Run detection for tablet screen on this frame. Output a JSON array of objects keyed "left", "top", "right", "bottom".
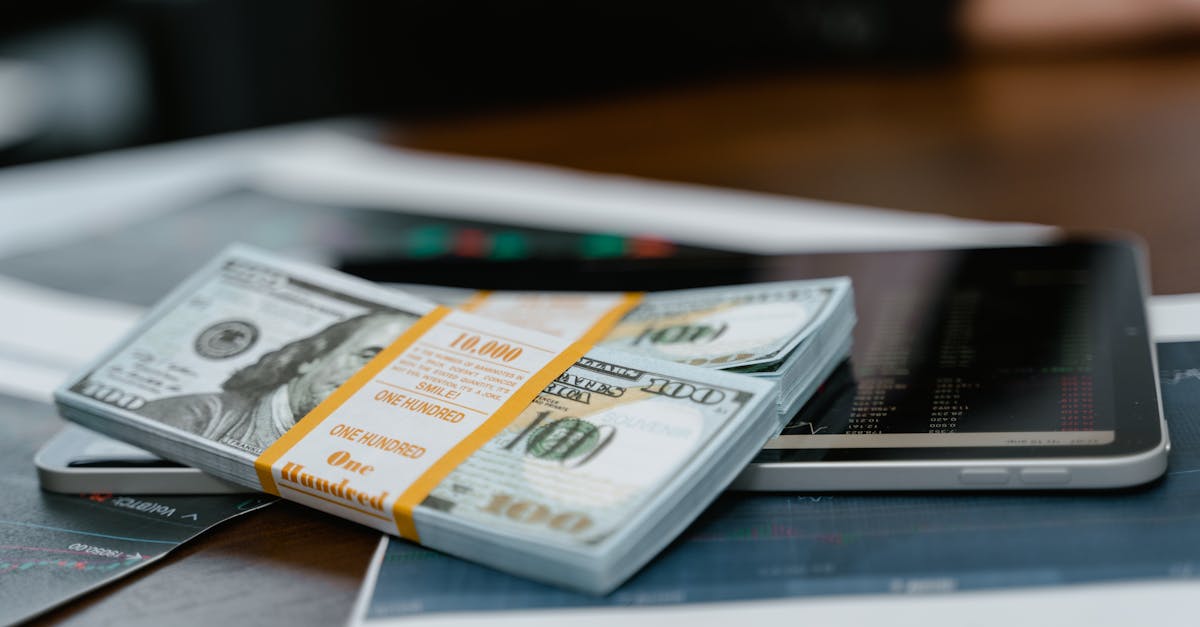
[{"left": 749, "top": 241, "right": 1162, "bottom": 462}]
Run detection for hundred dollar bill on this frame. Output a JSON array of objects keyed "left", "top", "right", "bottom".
[
  {"left": 55, "top": 245, "right": 779, "bottom": 594},
  {"left": 395, "top": 279, "right": 852, "bottom": 373},
  {"left": 63, "top": 253, "right": 431, "bottom": 457},
  {"left": 422, "top": 352, "right": 766, "bottom": 546}
]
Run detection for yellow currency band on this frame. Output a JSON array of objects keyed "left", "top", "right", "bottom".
[
  {"left": 458, "top": 289, "right": 494, "bottom": 312},
  {"left": 254, "top": 306, "right": 453, "bottom": 497}
]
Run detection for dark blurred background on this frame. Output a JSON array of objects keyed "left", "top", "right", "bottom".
[
  {"left": 1, "top": 0, "right": 970, "bottom": 164},
  {"left": 13, "top": 0, "right": 1199, "bottom": 164},
  {"left": 4, "top": 0, "right": 1200, "bottom": 293}
]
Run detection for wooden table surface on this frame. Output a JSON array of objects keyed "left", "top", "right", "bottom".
[
  {"left": 399, "top": 49, "right": 1200, "bottom": 295},
  {"left": 37, "top": 49, "right": 1200, "bottom": 625}
]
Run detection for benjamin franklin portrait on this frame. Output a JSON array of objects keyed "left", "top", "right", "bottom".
[{"left": 137, "top": 311, "right": 417, "bottom": 454}]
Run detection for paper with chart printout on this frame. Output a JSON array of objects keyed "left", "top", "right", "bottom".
[
  {"left": 0, "top": 392, "right": 272, "bottom": 625},
  {"left": 352, "top": 338, "right": 1200, "bottom": 626}
]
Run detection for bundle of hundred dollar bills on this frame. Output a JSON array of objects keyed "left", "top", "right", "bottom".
[{"left": 54, "top": 245, "right": 853, "bottom": 594}]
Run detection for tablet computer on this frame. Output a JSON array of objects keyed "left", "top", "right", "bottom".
[
  {"left": 348, "top": 238, "right": 1167, "bottom": 490},
  {"left": 40, "top": 239, "right": 1167, "bottom": 493},
  {"left": 733, "top": 240, "right": 1168, "bottom": 490}
]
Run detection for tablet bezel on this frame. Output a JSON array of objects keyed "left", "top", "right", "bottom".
[{"left": 747, "top": 240, "right": 1166, "bottom": 466}]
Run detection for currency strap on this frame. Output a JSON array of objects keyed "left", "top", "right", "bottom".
[{"left": 254, "top": 294, "right": 642, "bottom": 542}]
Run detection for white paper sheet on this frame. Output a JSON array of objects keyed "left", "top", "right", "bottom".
[
  {"left": 252, "top": 133, "right": 1057, "bottom": 254},
  {"left": 1150, "top": 293, "right": 1200, "bottom": 342},
  {"left": 0, "top": 275, "right": 141, "bottom": 401},
  {"left": 0, "top": 120, "right": 373, "bottom": 259}
]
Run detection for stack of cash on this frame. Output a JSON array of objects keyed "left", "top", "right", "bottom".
[
  {"left": 54, "top": 246, "right": 784, "bottom": 595},
  {"left": 398, "top": 279, "right": 856, "bottom": 428}
]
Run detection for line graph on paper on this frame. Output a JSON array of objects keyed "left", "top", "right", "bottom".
[
  {"left": 361, "top": 341, "right": 1200, "bottom": 620},
  {"left": 0, "top": 392, "right": 272, "bottom": 625},
  {"left": 1165, "top": 368, "right": 1200, "bottom": 386}
]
